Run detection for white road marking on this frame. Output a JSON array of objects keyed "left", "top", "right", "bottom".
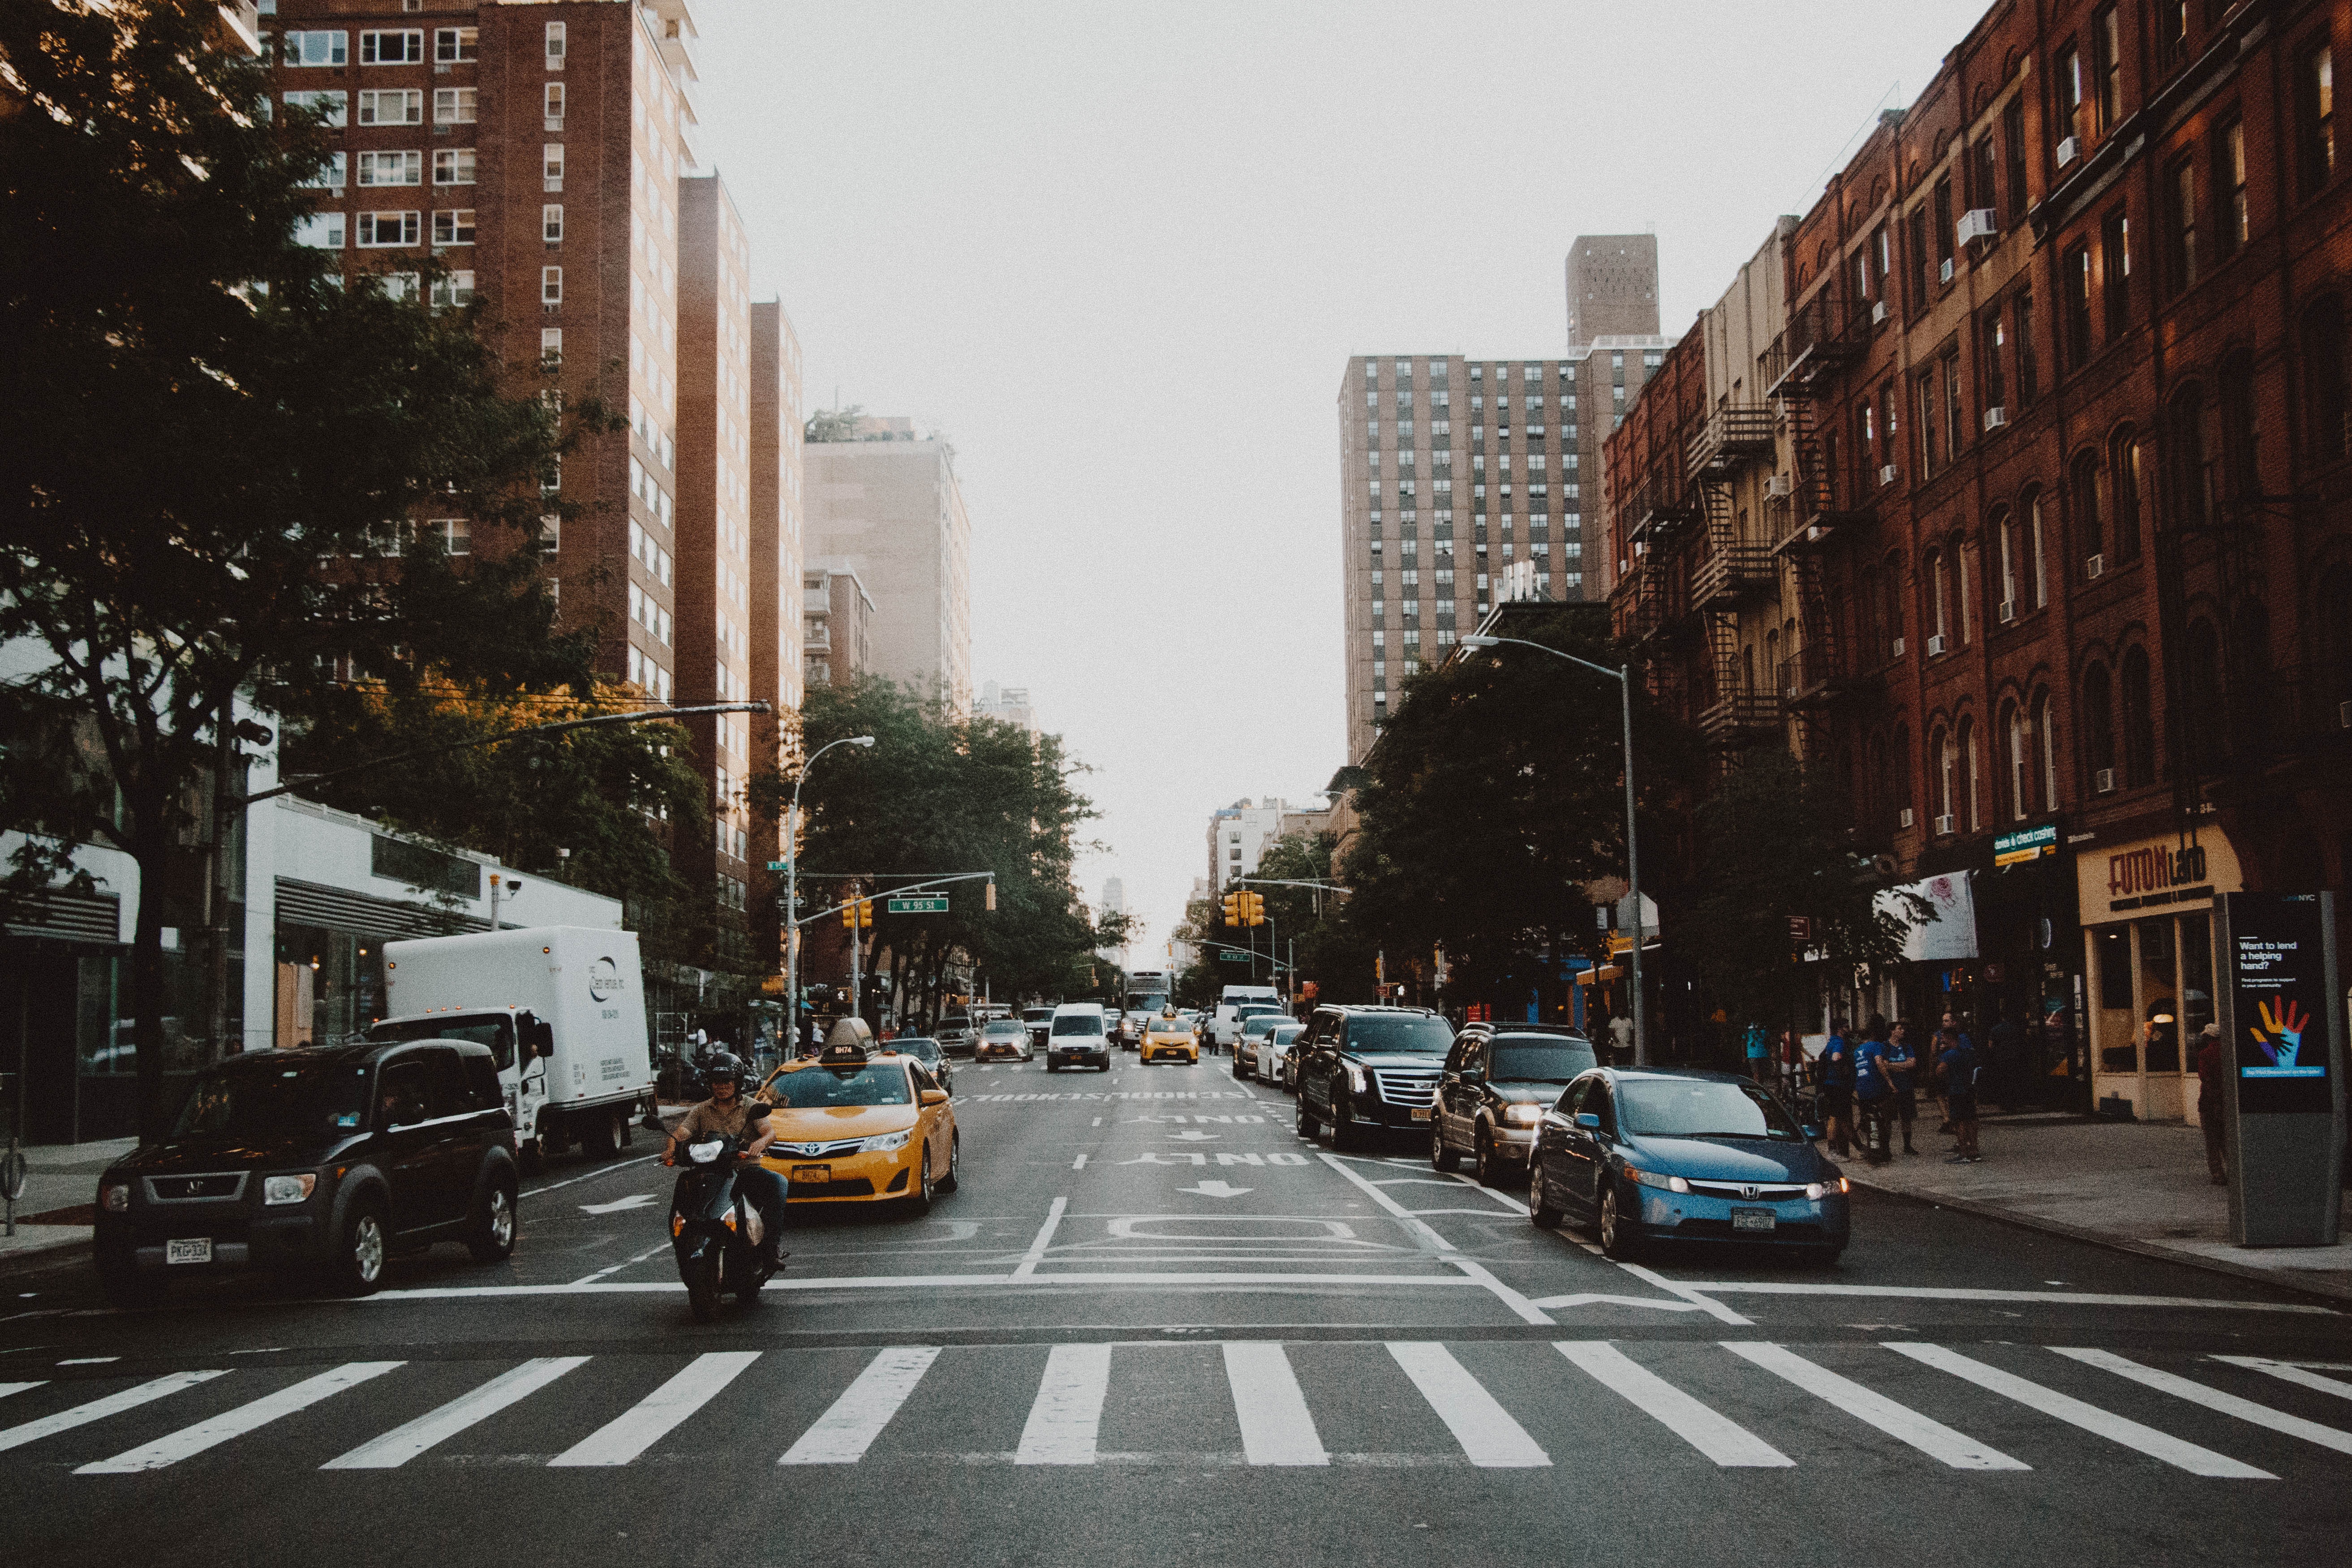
[
  {"left": 0, "top": 1382, "right": 45, "bottom": 1399},
  {"left": 0, "top": 1370, "right": 227, "bottom": 1454},
  {"left": 1016, "top": 1343, "right": 1112, "bottom": 1465},
  {"left": 1222, "top": 1341, "right": 1328, "bottom": 1466},
  {"left": 571, "top": 1240, "right": 673, "bottom": 1287},
  {"left": 321, "top": 1356, "right": 590, "bottom": 1469},
  {"left": 1178, "top": 1180, "right": 1253, "bottom": 1199},
  {"left": 77, "top": 1361, "right": 404, "bottom": 1473},
  {"left": 1438, "top": 1172, "right": 1532, "bottom": 1214},
  {"left": 2212, "top": 1356, "right": 2352, "bottom": 1401},
  {"left": 1526, "top": 1293, "right": 1705, "bottom": 1313},
  {"left": 1071, "top": 1154, "right": 1087, "bottom": 1170},
  {"left": 1447, "top": 1259, "right": 1554, "bottom": 1326},
  {"left": 1386, "top": 1342, "right": 1549, "bottom": 1468},
  {"left": 1556, "top": 1341, "right": 1790, "bottom": 1467},
  {"left": 779, "top": 1346, "right": 942, "bottom": 1465},
  {"left": 1884, "top": 1343, "right": 2272, "bottom": 1478},
  {"left": 548, "top": 1351, "right": 760, "bottom": 1467},
  {"left": 520, "top": 1152, "right": 664, "bottom": 1199},
  {"left": 1320, "top": 1155, "right": 1455, "bottom": 1252},
  {"left": 1722, "top": 1341, "right": 2027, "bottom": 1469},
  {"left": 2055, "top": 1348, "right": 2352, "bottom": 1456},
  {"left": 1012, "top": 1196, "right": 1068, "bottom": 1280},
  {"left": 1612, "top": 1262, "right": 1752, "bottom": 1326},
  {"left": 56, "top": 1358, "right": 119, "bottom": 1366},
  {"left": 578, "top": 1193, "right": 657, "bottom": 1216},
  {"left": 1684, "top": 1282, "right": 2331, "bottom": 1314}
]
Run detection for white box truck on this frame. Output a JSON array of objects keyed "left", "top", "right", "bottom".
[
  {"left": 1210, "top": 984, "right": 1281, "bottom": 1051},
  {"left": 372, "top": 926, "right": 656, "bottom": 1170}
]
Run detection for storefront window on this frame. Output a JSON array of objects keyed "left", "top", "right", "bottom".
[
  {"left": 275, "top": 925, "right": 389, "bottom": 1048},
  {"left": 2179, "top": 912, "right": 2214, "bottom": 1039}
]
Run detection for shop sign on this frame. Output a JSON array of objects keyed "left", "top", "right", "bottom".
[
  {"left": 1992, "top": 823, "right": 2059, "bottom": 867},
  {"left": 2225, "top": 893, "right": 2333, "bottom": 1116},
  {"left": 2077, "top": 829, "right": 2242, "bottom": 918}
]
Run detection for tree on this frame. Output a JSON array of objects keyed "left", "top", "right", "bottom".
[
  {"left": 1, "top": 3, "right": 595, "bottom": 1136},
  {"left": 802, "top": 405, "right": 864, "bottom": 443}
]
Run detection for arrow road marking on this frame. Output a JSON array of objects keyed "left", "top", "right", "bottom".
[
  {"left": 579, "top": 1193, "right": 658, "bottom": 1216},
  {"left": 1179, "top": 1180, "right": 1253, "bottom": 1199},
  {"left": 1169, "top": 1130, "right": 1220, "bottom": 1142}
]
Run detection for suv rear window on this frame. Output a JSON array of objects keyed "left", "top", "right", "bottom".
[
  {"left": 1342, "top": 1015, "right": 1453, "bottom": 1054},
  {"left": 1489, "top": 1035, "right": 1596, "bottom": 1083}
]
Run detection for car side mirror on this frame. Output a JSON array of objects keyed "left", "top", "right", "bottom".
[
  {"left": 1802, "top": 1123, "right": 1824, "bottom": 1140},
  {"left": 920, "top": 1088, "right": 948, "bottom": 1106},
  {"left": 1575, "top": 1112, "right": 1601, "bottom": 1130}
]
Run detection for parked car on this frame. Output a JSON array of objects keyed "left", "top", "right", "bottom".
[
  {"left": 936, "top": 1015, "right": 976, "bottom": 1057},
  {"left": 891, "top": 1035, "right": 954, "bottom": 1095},
  {"left": 1293, "top": 1005, "right": 1453, "bottom": 1150},
  {"left": 1021, "top": 1006, "right": 1056, "bottom": 1052},
  {"left": 1232, "top": 1013, "right": 1288, "bottom": 1081},
  {"left": 1255, "top": 1021, "right": 1304, "bottom": 1085},
  {"left": 974, "top": 1018, "right": 1032, "bottom": 1062},
  {"left": 94, "top": 1039, "right": 520, "bottom": 1304},
  {"left": 1528, "top": 1067, "right": 1850, "bottom": 1264},
  {"left": 1430, "top": 1023, "right": 1596, "bottom": 1186}
]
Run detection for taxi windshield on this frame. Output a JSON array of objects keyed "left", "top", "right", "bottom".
[
  {"left": 766, "top": 1063, "right": 912, "bottom": 1108},
  {"left": 1149, "top": 1021, "right": 1190, "bottom": 1034}
]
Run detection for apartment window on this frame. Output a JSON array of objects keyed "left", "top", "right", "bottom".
[
  {"left": 2094, "top": 6, "right": 2122, "bottom": 132},
  {"left": 2298, "top": 42, "right": 2336, "bottom": 198},
  {"left": 1908, "top": 203, "right": 1931, "bottom": 309},
  {"left": 355, "top": 210, "right": 419, "bottom": 248},
  {"left": 538, "top": 515, "right": 560, "bottom": 554},
  {"left": 2027, "top": 489, "right": 2048, "bottom": 609},
  {"left": 431, "top": 518, "right": 470, "bottom": 554},
  {"left": 1917, "top": 368, "right": 1940, "bottom": 477},
  {"left": 2101, "top": 208, "right": 2130, "bottom": 339},
  {"left": 356, "top": 89, "right": 421, "bottom": 127},
  {"left": 284, "top": 89, "right": 346, "bottom": 126},
  {"left": 2302, "top": 298, "right": 2349, "bottom": 463},
  {"left": 359, "top": 29, "right": 425, "bottom": 65},
  {"left": 1952, "top": 531, "right": 1974, "bottom": 643},
  {"left": 2219, "top": 351, "right": 2259, "bottom": 502},
  {"left": 2217, "top": 117, "right": 2247, "bottom": 258},
  {"left": 544, "top": 83, "right": 565, "bottom": 128},
  {"left": 2003, "top": 96, "right": 2030, "bottom": 223},
  {"left": 292, "top": 212, "right": 344, "bottom": 249},
  {"left": 543, "top": 143, "right": 564, "bottom": 191},
  {"left": 546, "top": 21, "right": 567, "bottom": 69},
  {"left": 2083, "top": 662, "right": 2116, "bottom": 785},
  {"left": 431, "top": 208, "right": 473, "bottom": 245},
  {"left": 1933, "top": 178, "right": 1955, "bottom": 274},
  {"left": 543, "top": 204, "right": 563, "bottom": 243},
  {"left": 2111, "top": 425, "right": 2143, "bottom": 559},
  {"left": 357, "top": 150, "right": 421, "bottom": 187},
  {"left": 432, "top": 148, "right": 475, "bottom": 185},
  {"left": 541, "top": 267, "right": 562, "bottom": 305},
  {"left": 540, "top": 327, "right": 562, "bottom": 365},
  {"left": 2004, "top": 701, "right": 2030, "bottom": 820},
  {"left": 280, "top": 30, "right": 346, "bottom": 68},
  {"left": 1980, "top": 307, "right": 2007, "bottom": 414},
  {"left": 434, "top": 87, "right": 476, "bottom": 125},
  {"left": 2058, "top": 42, "right": 2084, "bottom": 143},
  {"left": 2062, "top": 243, "right": 2093, "bottom": 367},
  {"left": 1942, "top": 352, "right": 1963, "bottom": 459},
  {"left": 2121, "top": 648, "right": 2156, "bottom": 787},
  {"left": 2072, "top": 449, "right": 2103, "bottom": 561},
  {"left": 2014, "top": 291, "right": 2039, "bottom": 404},
  {"left": 1996, "top": 507, "right": 2018, "bottom": 614},
  {"left": 2165, "top": 158, "right": 2198, "bottom": 293},
  {"left": 301, "top": 151, "right": 346, "bottom": 190},
  {"left": 428, "top": 271, "right": 473, "bottom": 310},
  {"left": 434, "top": 26, "right": 477, "bottom": 63},
  {"left": 2157, "top": 1, "right": 2189, "bottom": 70}
]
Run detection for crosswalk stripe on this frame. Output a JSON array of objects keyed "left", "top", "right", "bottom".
[
  {"left": 1722, "top": 1342, "right": 2026, "bottom": 1470},
  {"left": 779, "top": 1347, "right": 942, "bottom": 1465},
  {"left": 1016, "top": 1343, "right": 1111, "bottom": 1465},
  {"left": 0, "top": 1383, "right": 46, "bottom": 1400},
  {"left": 2055, "top": 1348, "right": 2352, "bottom": 1457},
  {"left": 320, "top": 1357, "right": 592, "bottom": 1470},
  {"left": 2212, "top": 1356, "right": 2352, "bottom": 1403},
  {"left": 1387, "top": 1342, "right": 1549, "bottom": 1468},
  {"left": 76, "top": 1362, "right": 403, "bottom": 1474},
  {"left": 1885, "top": 1343, "right": 2272, "bottom": 1478},
  {"left": 547, "top": 1352, "right": 760, "bottom": 1468},
  {"left": 0, "top": 1370, "right": 228, "bottom": 1456},
  {"left": 1223, "top": 1342, "right": 1328, "bottom": 1466},
  {"left": 1555, "top": 1341, "right": 1789, "bottom": 1468}
]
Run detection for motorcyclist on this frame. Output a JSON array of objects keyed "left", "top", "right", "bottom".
[{"left": 662, "top": 1053, "right": 785, "bottom": 1267}]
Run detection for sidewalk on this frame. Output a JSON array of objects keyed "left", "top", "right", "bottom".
[
  {"left": 1, "top": 1137, "right": 136, "bottom": 1260},
  {"left": 1845, "top": 1113, "right": 2352, "bottom": 1303}
]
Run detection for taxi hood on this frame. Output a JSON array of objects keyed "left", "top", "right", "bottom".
[{"left": 762, "top": 1104, "right": 916, "bottom": 1144}]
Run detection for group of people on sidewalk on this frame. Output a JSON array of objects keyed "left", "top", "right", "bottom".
[{"left": 1785, "top": 1013, "right": 1986, "bottom": 1167}]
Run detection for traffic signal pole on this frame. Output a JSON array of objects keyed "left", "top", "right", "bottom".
[{"left": 847, "top": 880, "right": 861, "bottom": 1025}]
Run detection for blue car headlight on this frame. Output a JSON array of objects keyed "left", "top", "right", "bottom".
[
  {"left": 1806, "top": 1177, "right": 1850, "bottom": 1200},
  {"left": 1625, "top": 1167, "right": 1691, "bottom": 1194}
]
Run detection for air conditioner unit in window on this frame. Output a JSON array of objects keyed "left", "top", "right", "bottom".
[
  {"left": 1939, "top": 258, "right": 1955, "bottom": 285},
  {"left": 2095, "top": 767, "right": 2117, "bottom": 794},
  {"left": 1891, "top": 636, "right": 1905, "bottom": 657},
  {"left": 1934, "top": 813, "right": 1956, "bottom": 836},
  {"left": 1927, "top": 633, "right": 1948, "bottom": 657},
  {"left": 1899, "top": 807, "right": 1916, "bottom": 829},
  {"left": 1984, "top": 405, "right": 2009, "bottom": 431},
  {"left": 1956, "top": 208, "right": 1999, "bottom": 245},
  {"left": 1879, "top": 463, "right": 1900, "bottom": 486},
  {"left": 2086, "top": 552, "right": 2105, "bottom": 580},
  {"left": 2057, "top": 136, "right": 2081, "bottom": 168},
  {"left": 1871, "top": 300, "right": 1889, "bottom": 325},
  {"left": 1764, "top": 474, "right": 1793, "bottom": 498},
  {"left": 1998, "top": 599, "right": 2017, "bottom": 624}
]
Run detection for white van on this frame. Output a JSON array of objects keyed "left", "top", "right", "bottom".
[
  {"left": 373, "top": 927, "right": 656, "bottom": 1168},
  {"left": 1044, "top": 1002, "right": 1112, "bottom": 1073}
]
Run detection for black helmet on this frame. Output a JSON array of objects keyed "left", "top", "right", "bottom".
[{"left": 705, "top": 1052, "right": 746, "bottom": 1085}]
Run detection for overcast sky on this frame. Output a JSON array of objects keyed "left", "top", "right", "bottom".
[{"left": 691, "top": 0, "right": 1991, "bottom": 963}]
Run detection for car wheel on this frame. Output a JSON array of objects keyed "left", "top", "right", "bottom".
[
  {"left": 904, "top": 1147, "right": 935, "bottom": 1217},
  {"left": 1430, "top": 1125, "right": 1460, "bottom": 1173},
  {"left": 1295, "top": 1096, "right": 1321, "bottom": 1140},
  {"left": 684, "top": 1250, "right": 720, "bottom": 1323},
  {"left": 1232, "top": 1055, "right": 1248, "bottom": 1080},
  {"left": 331, "top": 1199, "right": 390, "bottom": 1297},
  {"left": 1530, "top": 1172, "right": 1564, "bottom": 1229},
  {"left": 465, "top": 1170, "right": 519, "bottom": 1263},
  {"left": 1473, "top": 1129, "right": 1501, "bottom": 1187},
  {"left": 1598, "top": 1184, "right": 1642, "bottom": 1261},
  {"left": 96, "top": 1250, "right": 163, "bottom": 1309},
  {"left": 1045, "top": 1060, "right": 1059, "bottom": 1074},
  {"left": 937, "top": 1132, "right": 961, "bottom": 1194},
  {"left": 1331, "top": 1106, "right": 1367, "bottom": 1152}
]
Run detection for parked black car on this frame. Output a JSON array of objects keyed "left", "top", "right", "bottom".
[
  {"left": 93, "top": 1040, "right": 520, "bottom": 1305},
  {"left": 1431, "top": 1023, "right": 1597, "bottom": 1186},
  {"left": 890, "top": 1035, "right": 954, "bottom": 1095},
  {"left": 1293, "top": 1005, "right": 1454, "bottom": 1150}
]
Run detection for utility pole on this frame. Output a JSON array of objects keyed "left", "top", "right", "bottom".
[{"left": 847, "top": 880, "right": 862, "bottom": 1027}]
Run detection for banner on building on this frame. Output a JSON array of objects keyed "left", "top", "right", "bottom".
[{"left": 1876, "top": 872, "right": 1978, "bottom": 962}]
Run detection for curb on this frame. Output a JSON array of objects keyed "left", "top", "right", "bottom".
[
  {"left": 0, "top": 1229, "right": 95, "bottom": 1270},
  {"left": 1847, "top": 1174, "right": 2352, "bottom": 1309}
]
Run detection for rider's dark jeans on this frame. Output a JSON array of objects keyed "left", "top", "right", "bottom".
[{"left": 736, "top": 1164, "right": 786, "bottom": 1253}]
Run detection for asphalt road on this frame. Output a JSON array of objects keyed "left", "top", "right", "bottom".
[{"left": 3, "top": 1050, "right": 2348, "bottom": 1567}]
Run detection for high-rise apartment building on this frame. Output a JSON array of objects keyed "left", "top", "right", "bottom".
[
  {"left": 800, "top": 564, "right": 873, "bottom": 689},
  {"left": 972, "top": 681, "right": 1037, "bottom": 734},
  {"left": 745, "top": 297, "right": 806, "bottom": 967},
  {"left": 1565, "top": 234, "right": 1663, "bottom": 347},
  {"left": 806, "top": 420, "right": 973, "bottom": 709}
]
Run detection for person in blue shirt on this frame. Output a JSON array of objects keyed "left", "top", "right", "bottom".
[
  {"left": 1883, "top": 1021, "right": 1921, "bottom": 1155},
  {"left": 1935, "top": 1010, "right": 1975, "bottom": 1133},
  {"left": 1937, "top": 1027, "right": 1982, "bottom": 1162},
  {"left": 1851, "top": 1023, "right": 1892, "bottom": 1164},
  {"left": 1742, "top": 1021, "right": 1771, "bottom": 1084},
  {"left": 1815, "top": 1019, "right": 1855, "bottom": 1157}
]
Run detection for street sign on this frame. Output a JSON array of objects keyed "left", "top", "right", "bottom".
[
  {"left": 1787, "top": 915, "right": 1813, "bottom": 944},
  {"left": 1219, "top": 950, "right": 1250, "bottom": 962},
  {"left": 1993, "top": 823, "right": 2059, "bottom": 867},
  {"left": 887, "top": 894, "right": 951, "bottom": 914},
  {"left": 766, "top": 861, "right": 787, "bottom": 871}
]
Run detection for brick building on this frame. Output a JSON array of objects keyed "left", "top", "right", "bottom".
[{"left": 1607, "top": 0, "right": 2352, "bottom": 1125}]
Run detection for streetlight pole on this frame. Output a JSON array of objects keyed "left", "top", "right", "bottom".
[
  {"left": 1460, "top": 635, "right": 1648, "bottom": 1065},
  {"left": 784, "top": 734, "right": 877, "bottom": 1052}
]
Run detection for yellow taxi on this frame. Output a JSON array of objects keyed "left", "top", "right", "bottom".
[
  {"left": 1139, "top": 1015, "right": 1199, "bottom": 1065},
  {"left": 755, "top": 1031, "right": 959, "bottom": 1213}
]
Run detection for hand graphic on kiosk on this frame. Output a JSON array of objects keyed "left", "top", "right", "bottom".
[{"left": 2250, "top": 997, "right": 2309, "bottom": 1068}]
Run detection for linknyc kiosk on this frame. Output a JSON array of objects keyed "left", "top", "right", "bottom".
[{"left": 2214, "top": 891, "right": 2347, "bottom": 1246}]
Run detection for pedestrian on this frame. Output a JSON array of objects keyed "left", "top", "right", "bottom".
[
  {"left": 1608, "top": 1011, "right": 1634, "bottom": 1063},
  {"left": 1851, "top": 1021, "right": 1892, "bottom": 1164},
  {"left": 1934, "top": 1009, "right": 1973, "bottom": 1131},
  {"left": 2195, "top": 1022, "right": 2229, "bottom": 1186},
  {"left": 1884, "top": 1020, "right": 1920, "bottom": 1155},
  {"left": 1816, "top": 1018, "right": 1855, "bottom": 1157},
  {"left": 1741, "top": 1020, "right": 1771, "bottom": 1083},
  {"left": 1936, "top": 1027, "right": 1982, "bottom": 1162}
]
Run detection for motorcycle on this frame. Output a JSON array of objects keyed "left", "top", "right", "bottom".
[{"left": 668, "top": 1132, "right": 780, "bottom": 1323}]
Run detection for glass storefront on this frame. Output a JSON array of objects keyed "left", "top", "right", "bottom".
[
  {"left": 273, "top": 924, "right": 389, "bottom": 1048},
  {"left": 2079, "top": 830, "right": 2239, "bottom": 1123}
]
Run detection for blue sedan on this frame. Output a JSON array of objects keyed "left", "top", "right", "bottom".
[{"left": 1529, "top": 1067, "right": 1851, "bottom": 1264}]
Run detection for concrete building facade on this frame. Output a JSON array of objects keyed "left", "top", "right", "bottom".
[
  {"left": 801, "top": 564, "right": 874, "bottom": 689},
  {"left": 972, "top": 681, "right": 1038, "bottom": 733},
  {"left": 805, "top": 420, "right": 973, "bottom": 709}
]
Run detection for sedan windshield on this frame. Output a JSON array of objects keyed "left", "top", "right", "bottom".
[
  {"left": 1051, "top": 1016, "right": 1105, "bottom": 1037},
  {"left": 1344, "top": 1015, "right": 1453, "bottom": 1054},
  {"left": 983, "top": 1023, "right": 1024, "bottom": 1037},
  {"left": 766, "top": 1064, "right": 912, "bottom": 1108},
  {"left": 1490, "top": 1036, "right": 1597, "bottom": 1083},
  {"left": 1618, "top": 1078, "right": 1803, "bottom": 1141},
  {"left": 172, "top": 1057, "right": 374, "bottom": 1139}
]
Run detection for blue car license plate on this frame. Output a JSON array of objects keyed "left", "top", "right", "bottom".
[{"left": 1731, "top": 1207, "right": 1776, "bottom": 1233}]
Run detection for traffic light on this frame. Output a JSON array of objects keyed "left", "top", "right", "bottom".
[
  {"left": 841, "top": 898, "right": 872, "bottom": 928},
  {"left": 1241, "top": 892, "right": 1266, "bottom": 927},
  {"left": 1221, "top": 892, "right": 1242, "bottom": 928}
]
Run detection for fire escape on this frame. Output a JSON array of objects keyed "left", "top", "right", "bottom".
[
  {"left": 1617, "top": 421, "right": 1702, "bottom": 714},
  {"left": 1686, "top": 405, "right": 1780, "bottom": 747}
]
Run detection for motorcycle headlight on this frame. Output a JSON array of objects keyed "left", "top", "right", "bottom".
[
  {"left": 1806, "top": 1177, "right": 1850, "bottom": 1200},
  {"left": 262, "top": 1173, "right": 318, "bottom": 1206},
  {"left": 1345, "top": 1063, "right": 1367, "bottom": 1094},
  {"left": 1502, "top": 1104, "right": 1542, "bottom": 1126},
  {"left": 688, "top": 1139, "right": 724, "bottom": 1165},
  {"left": 862, "top": 1128, "right": 913, "bottom": 1154},
  {"left": 100, "top": 1182, "right": 131, "bottom": 1214},
  {"left": 1627, "top": 1167, "right": 1691, "bottom": 1194}
]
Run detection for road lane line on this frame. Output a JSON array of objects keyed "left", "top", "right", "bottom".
[
  {"left": 2212, "top": 1356, "right": 2352, "bottom": 1401},
  {"left": 1386, "top": 1342, "right": 1549, "bottom": 1467},
  {"left": 1072, "top": 1154, "right": 1087, "bottom": 1170},
  {"left": 0, "top": 1382, "right": 45, "bottom": 1399},
  {"left": 572, "top": 1240, "right": 674, "bottom": 1287},
  {"left": 0, "top": 1371, "right": 228, "bottom": 1454},
  {"left": 1555, "top": 1341, "right": 1789, "bottom": 1467},
  {"left": 779, "top": 1346, "right": 942, "bottom": 1465},
  {"left": 548, "top": 1352, "right": 760, "bottom": 1467},
  {"left": 1448, "top": 1258, "right": 1554, "bottom": 1325},
  {"left": 1884, "top": 1343, "right": 2272, "bottom": 1478},
  {"left": 320, "top": 1356, "right": 590, "bottom": 1469},
  {"left": 1439, "top": 1172, "right": 1531, "bottom": 1214},
  {"left": 1527, "top": 1293, "right": 1704, "bottom": 1312},
  {"left": 1722, "top": 1342, "right": 2025, "bottom": 1469},
  {"left": 77, "top": 1362, "right": 404, "bottom": 1473},
  {"left": 1320, "top": 1155, "right": 1456, "bottom": 1252},
  {"left": 1679, "top": 1282, "right": 2331, "bottom": 1314},
  {"left": 1012, "top": 1197, "right": 1068, "bottom": 1280},
  {"left": 1222, "top": 1342, "right": 1328, "bottom": 1466},
  {"left": 2055, "top": 1348, "right": 2352, "bottom": 1456},
  {"left": 520, "top": 1152, "right": 665, "bottom": 1199},
  {"left": 1016, "top": 1343, "right": 1111, "bottom": 1465},
  {"left": 1611, "top": 1262, "right": 1751, "bottom": 1326}
]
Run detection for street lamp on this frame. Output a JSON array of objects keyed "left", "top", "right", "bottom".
[
  {"left": 785, "top": 734, "right": 876, "bottom": 1050},
  {"left": 1459, "top": 634, "right": 1649, "bottom": 1065}
]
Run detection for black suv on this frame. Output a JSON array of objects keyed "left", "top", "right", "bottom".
[
  {"left": 1430, "top": 1022, "right": 1597, "bottom": 1186},
  {"left": 1293, "top": 1005, "right": 1455, "bottom": 1150},
  {"left": 93, "top": 1040, "right": 520, "bottom": 1305}
]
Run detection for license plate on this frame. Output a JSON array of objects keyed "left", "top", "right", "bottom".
[
  {"left": 790, "top": 1165, "right": 831, "bottom": 1184},
  {"left": 165, "top": 1237, "right": 213, "bottom": 1265},
  {"left": 1410, "top": 1108, "right": 1432, "bottom": 1121},
  {"left": 1731, "top": 1207, "right": 1776, "bottom": 1233}
]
